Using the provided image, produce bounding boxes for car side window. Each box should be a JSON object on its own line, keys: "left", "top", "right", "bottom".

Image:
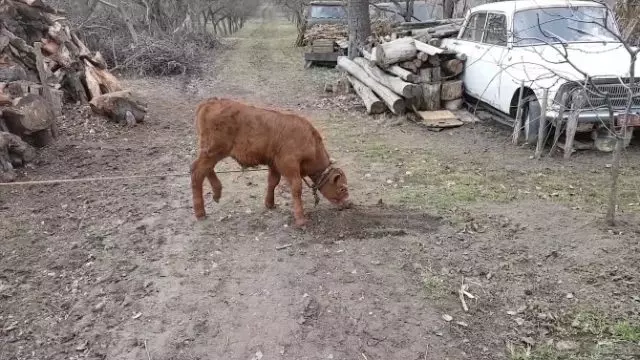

{"left": 461, "top": 12, "right": 488, "bottom": 42}
{"left": 484, "top": 13, "right": 508, "bottom": 46}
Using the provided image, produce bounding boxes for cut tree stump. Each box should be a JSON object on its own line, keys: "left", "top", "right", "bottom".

{"left": 89, "top": 89, "right": 148, "bottom": 125}
{"left": 420, "top": 82, "right": 441, "bottom": 111}
{"left": 374, "top": 37, "right": 417, "bottom": 67}
{"left": 346, "top": 74, "right": 386, "bottom": 115}
{"left": 441, "top": 59, "right": 463, "bottom": 77}
{"left": 353, "top": 57, "right": 420, "bottom": 98}
{"left": 2, "top": 93, "right": 55, "bottom": 146}
{"left": 441, "top": 80, "right": 463, "bottom": 101}
{"left": 337, "top": 56, "right": 405, "bottom": 115}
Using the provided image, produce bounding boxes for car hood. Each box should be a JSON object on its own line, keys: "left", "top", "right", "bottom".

{"left": 511, "top": 42, "right": 640, "bottom": 83}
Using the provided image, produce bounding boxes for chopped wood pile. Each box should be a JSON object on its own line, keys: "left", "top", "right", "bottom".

{"left": 393, "top": 18, "right": 464, "bottom": 44}
{"left": 336, "top": 36, "right": 466, "bottom": 119}
{"left": 0, "top": 0, "right": 148, "bottom": 182}
{"left": 303, "top": 20, "right": 394, "bottom": 49}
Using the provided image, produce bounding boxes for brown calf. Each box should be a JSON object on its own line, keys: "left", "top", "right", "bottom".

{"left": 190, "top": 97, "right": 349, "bottom": 227}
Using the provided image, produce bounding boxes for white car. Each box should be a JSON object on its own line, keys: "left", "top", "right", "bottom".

{"left": 441, "top": 0, "right": 639, "bottom": 145}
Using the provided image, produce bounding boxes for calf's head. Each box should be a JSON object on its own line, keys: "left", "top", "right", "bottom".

{"left": 317, "top": 167, "right": 349, "bottom": 206}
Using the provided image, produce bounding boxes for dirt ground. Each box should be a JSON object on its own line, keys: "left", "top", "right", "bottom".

{"left": 1, "top": 6, "right": 639, "bottom": 360}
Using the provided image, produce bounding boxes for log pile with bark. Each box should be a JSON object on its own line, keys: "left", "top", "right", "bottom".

{"left": 392, "top": 18, "right": 465, "bottom": 45}
{"left": 336, "top": 36, "right": 465, "bottom": 116}
{"left": 0, "top": 0, "right": 148, "bottom": 182}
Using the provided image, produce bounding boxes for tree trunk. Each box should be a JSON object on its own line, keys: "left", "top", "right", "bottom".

{"left": 347, "top": 0, "right": 371, "bottom": 59}
{"left": 387, "top": 65, "right": 420, "bottom": 83}
{"left": 337, "top": 56, "right": 405, "bottom": 114}
{"left": 346, "top": 75, "right": 386, "bottom": 115}
{"left": 443, "top": 0, "right": 455, "bottom": 19}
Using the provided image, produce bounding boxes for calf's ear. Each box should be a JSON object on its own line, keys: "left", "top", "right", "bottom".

{"left": 331, "top": 173, "right": 341, "bottom": 184}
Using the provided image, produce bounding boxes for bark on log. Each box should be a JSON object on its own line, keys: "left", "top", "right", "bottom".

{"left": 441, "top": 59, "right": 463, "bottom": 77}
{"left": 346, "top": 74, "right": 386, "bottom": 115}
{"left": 353, "top": 57, "right": 420, "bottom": 98}
{"left": 60, "top": 67, "right": 87, "bottom": 103}
{"left": 441, "top": 80, "right": 463, "bottom": 101}
{"left": 374, "top": 37, "right": 417, "bottom": 67}
{"left": 427, "top": 55, "right": 441, "bottom": 67}
{"left": 420, "top": 82, "right": 441, "bottom": 111}
{"left": 417, "top": 67, "right": 441, "bottom": 83}
{"left": 387, "top": 65, "right": 419, "bottom": 83}
{"left": 416, "top": 52, "right": 429, "bottom": 62}
{"left": 337, "top": 56, "right": 405, "bottom": 115}
{"left": 89, "top": 89, "right": 148, "bottom": 124}
{"left": 443, "top": 98, "right": 463, "bottom": 110}
{"left": 0, "top": 63, "right": 28, "bottom": 82}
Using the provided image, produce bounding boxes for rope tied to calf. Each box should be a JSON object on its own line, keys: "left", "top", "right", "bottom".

{"left": 302, "top": 161, "right": 336, "bottom": 207}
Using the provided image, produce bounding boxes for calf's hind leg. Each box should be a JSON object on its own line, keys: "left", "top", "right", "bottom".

{"left": 191, "top": 153, "right": 224, "bottom": 219}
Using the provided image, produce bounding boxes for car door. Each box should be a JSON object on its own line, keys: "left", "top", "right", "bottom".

{"left": 477, "top": 12, "right": 508, "bottom": 109}
{"left": 448, "top": 11, "right": 488, "bottom": 100}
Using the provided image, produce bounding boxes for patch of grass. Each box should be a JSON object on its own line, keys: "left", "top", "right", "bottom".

{"left": 347, "top": 138, "right": 640, "bottom": 214}
{"left": 609, "top": 321, "right": 640, "bottom": 342}
{"left": 422, "top": 271, "right": 448, "bottom": 298}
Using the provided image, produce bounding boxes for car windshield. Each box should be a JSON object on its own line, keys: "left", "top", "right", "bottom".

{"left": 310, "top": 5, "right": 346, "bottom": 19}
{"left": 513, "top": 6, "right": 620, "bottom": 46}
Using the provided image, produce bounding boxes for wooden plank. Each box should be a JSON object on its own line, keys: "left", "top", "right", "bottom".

{"left": 416, "top": 110, "right": 463, "bottom": 128}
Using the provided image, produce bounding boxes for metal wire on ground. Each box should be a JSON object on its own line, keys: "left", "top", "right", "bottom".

{"left": 0, "top": 168, "right": 269, "bottom": 187}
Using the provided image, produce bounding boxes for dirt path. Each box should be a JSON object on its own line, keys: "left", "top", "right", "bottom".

{"left": 2, "top": 6, "right": 639, "bottom": 360}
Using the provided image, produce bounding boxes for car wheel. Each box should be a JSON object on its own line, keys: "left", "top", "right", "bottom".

{"left": 520, "top": 94, "right": 541, "bottom": 144}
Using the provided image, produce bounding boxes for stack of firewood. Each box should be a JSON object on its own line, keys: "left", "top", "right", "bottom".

{"left": 336, "top": 36, "right": 465, "bottom": 116}
{"left": 0, "top": 0, "right": 147, "bottom": 182}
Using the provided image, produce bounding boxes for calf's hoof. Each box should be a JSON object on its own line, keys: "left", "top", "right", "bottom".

{"left": 265, "top": 199, "right": 276, "bottom": 209}
{"left": 194, "top": 210, "right": 207, "bottom": 220}
{"left": 294, "top": 217, "right": 308, "bottom": 228}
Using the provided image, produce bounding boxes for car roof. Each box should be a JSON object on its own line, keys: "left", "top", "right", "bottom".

{"left": 470, "top": 0, "right": 606, "bottom": 13}
{"left": 309, "top": 1, "right": 344, "bottom": 6}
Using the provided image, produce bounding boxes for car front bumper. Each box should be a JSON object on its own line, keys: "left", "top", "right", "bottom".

{"left": 545, "top": 106, "right": 640, "bottom": 125}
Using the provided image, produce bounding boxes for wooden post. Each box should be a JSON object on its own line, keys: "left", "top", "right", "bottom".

{"left": 564, "top": 94, "right": 584, "bottom": 159}
{"left": 549, "top": 93, "right": 568, "bottom": 156}
{"left": 534, "top": 89, "right": 549, "bottom": 159}
{"left": 512, "top": 81, "right": 525, "bottom": 145}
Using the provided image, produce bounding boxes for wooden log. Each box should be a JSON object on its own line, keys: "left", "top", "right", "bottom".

{"left": 60, "top": 67, "right": 87, "bottom": 103}
{"left": 0, "top": 92, "right": 12, "bottom": 106}
{"left": 2, "top": 94, "right": 55, "bottom": 146}
{"left": 374, "top": 37, "right": 417, "bottom": 67}
{"left": 0, "top": 63, "right": 28, "bottom": 82}
{"left": 412, "top": 58, "right": 423, "bottom": 69}
{"left": 416, "top": 52, "right": 429, "bottom": 62}
{"left": 88, "top": 52, "right": 107, "bottom": 70}
{"left": 535, "top": 89, "right": 549, "bottom": 159}
{"left": 89, "top": 89, "right": 147, "bottom": 124}
{"left": 337, "top": 56, "right": 405, "bottom": 115}
{"left": 417, "top": 67, "right": 441, "bottom": 83}
{"left": 399, "top": 60, "right": 419, "bottom": 74}
{"left": 387, "top": 65, "right": 419, "bottom": 83}
{"left": 428, "top": 38, "right": 442, "bottom": 47}
{"left": 427, "top": 55, "right": 441, "bottom": 67}
{"left": 33, "top": 42, "right": 60, "bottom": 117}
{"left": 441, "top": 80, "right": 463, "bottom": 101}
{"left": 441, "top": 59, "right": 463, "bottom": 77}
{"left": 84, "top": 63, "right": 101, "bottom": 100}
{"left": 420, "top": 83, "right": 441, "bottom": 111}
{"left": 443, "top": 98, "right": 463, "bottom": 110}
{"left": 414, "top": 40, "right": 444, "bottom": 56}
{"left": 346, "top": 74, "right": 386, "bottom": 115}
